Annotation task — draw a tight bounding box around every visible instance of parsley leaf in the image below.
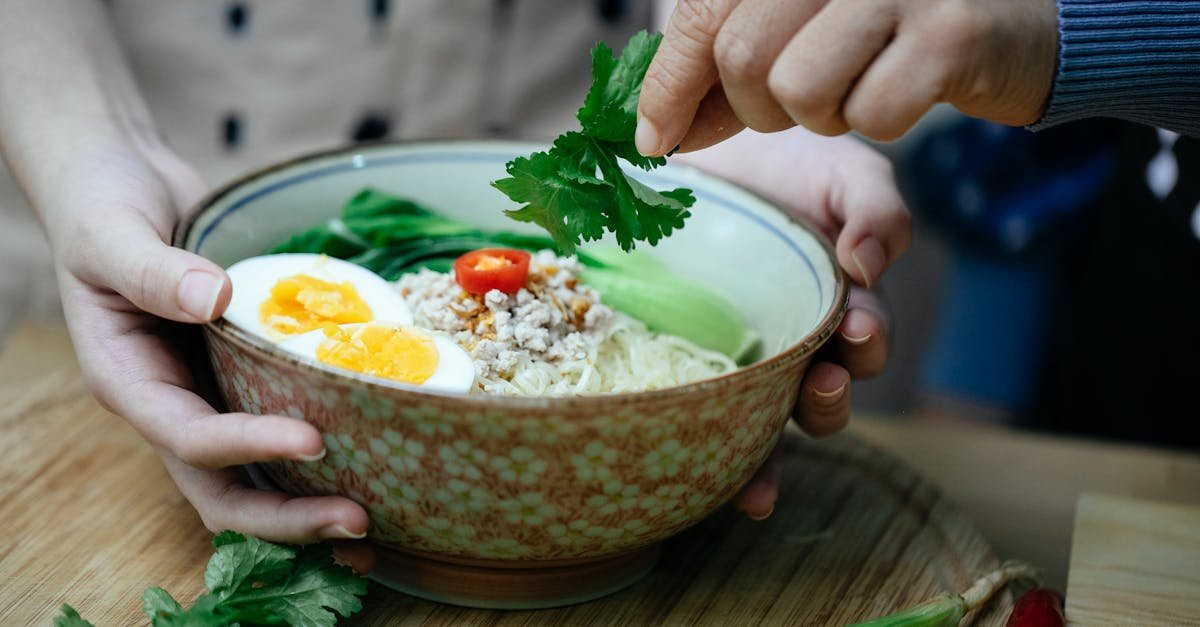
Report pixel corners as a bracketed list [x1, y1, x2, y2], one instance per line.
[493, 30, 695, 254]
[495, 150, 612, 247]
[214, 537, 366, 627]
[55, 532, 367, 627]
[54, 604, 94, 627]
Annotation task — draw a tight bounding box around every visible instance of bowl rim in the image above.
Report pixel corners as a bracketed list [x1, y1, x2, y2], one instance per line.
[174, 138, 849, 408]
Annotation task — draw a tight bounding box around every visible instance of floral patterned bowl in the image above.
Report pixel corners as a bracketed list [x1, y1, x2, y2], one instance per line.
[176, 140, 847, 608]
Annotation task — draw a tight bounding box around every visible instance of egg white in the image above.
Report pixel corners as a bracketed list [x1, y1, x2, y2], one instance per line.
[278, 323, 476, 394]
[223, 253, 413, 341]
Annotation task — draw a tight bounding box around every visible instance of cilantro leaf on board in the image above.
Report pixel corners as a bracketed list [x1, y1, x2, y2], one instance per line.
[53, 604, 95, 627]
[141, 588, 186, 623]
[56, 532, 367, 627]
[204, 529, 297, 603]
[213, 539, 366, 627]
[492, 30, 695, 254]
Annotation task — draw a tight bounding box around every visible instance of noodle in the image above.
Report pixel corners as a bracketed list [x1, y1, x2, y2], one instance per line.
[475, 312, 736, 396]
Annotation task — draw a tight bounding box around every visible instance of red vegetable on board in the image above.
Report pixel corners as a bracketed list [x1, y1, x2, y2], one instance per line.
[1006, 588, 1065, 627]
[453, 248, 531, 295]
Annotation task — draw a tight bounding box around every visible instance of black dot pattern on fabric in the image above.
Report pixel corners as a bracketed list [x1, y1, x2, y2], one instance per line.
[226, 2, 249, 35]
[352, 113, 392, 142]
[370, 0, 390, 23]
[222, 112, 242, 150]
[597, 0, 627, 23]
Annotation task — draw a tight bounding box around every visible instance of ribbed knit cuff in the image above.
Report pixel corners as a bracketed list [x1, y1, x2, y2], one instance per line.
[1030, 0, 1200, 136]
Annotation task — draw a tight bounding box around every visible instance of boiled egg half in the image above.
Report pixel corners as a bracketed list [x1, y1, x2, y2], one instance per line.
[223, 253, 413, 341]
[279, 322, 475, 393]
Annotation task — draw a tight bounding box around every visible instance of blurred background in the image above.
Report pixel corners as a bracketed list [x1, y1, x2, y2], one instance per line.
[2, 0, 1197, 451]
[0, 174, 58, 341]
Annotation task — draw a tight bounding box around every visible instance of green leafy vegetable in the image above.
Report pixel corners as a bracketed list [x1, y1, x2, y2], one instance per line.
[55, 532, 367, 627]
[270, 188, 758, 361]
[578, 251, 759, 362]
[492, 30, 695, 254]
[54, 604, 94, 627]
[269, 189, 568, 280]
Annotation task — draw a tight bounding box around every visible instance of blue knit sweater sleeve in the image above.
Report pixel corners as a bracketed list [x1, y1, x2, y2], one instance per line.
[1030, 0, 1200, 136]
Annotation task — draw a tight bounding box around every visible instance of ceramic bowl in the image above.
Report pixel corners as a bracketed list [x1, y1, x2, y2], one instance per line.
[176, 140, 847, 608]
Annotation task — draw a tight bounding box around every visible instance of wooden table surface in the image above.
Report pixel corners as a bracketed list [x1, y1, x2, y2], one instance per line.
[1066, 493, 1200, 625]
[2, 321, 1199, 625]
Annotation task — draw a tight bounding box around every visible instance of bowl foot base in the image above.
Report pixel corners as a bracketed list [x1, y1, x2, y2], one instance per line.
[370, 543, 661, 609]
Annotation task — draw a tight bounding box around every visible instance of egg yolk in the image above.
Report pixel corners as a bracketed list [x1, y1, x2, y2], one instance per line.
[316, 324, 438, 385]
[260, 274, 373, 337]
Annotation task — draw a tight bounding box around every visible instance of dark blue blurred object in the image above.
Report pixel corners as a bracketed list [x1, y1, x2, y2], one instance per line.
[903, 118, 1115, 256]
[902, 118, 1116, 414]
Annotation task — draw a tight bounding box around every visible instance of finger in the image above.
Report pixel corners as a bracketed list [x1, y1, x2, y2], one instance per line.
[72, 215, 231, 323]
[794, 361, 851, 437]
[161, 408, 328, 469]
[118, 373, 325, 468]
[163, 458, 370, 544]
[843, 32, 946, 141]
[61, 289, 326, 467]
[637, 0, 742, 156]
[828, 155, 911, 288]
[767, 1, 898, 136]
[676, 85, 746, 153]
[123, 381, 326, 468]
[832, 304, 890, 380]
[732, 442, 783, 520]
[713, 0, 827, 132]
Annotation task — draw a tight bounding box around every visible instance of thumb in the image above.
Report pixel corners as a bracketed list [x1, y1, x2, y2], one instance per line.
[830, 157, 912, 288]
[637, 0, 741, 157]
[75, 217, 231, 323]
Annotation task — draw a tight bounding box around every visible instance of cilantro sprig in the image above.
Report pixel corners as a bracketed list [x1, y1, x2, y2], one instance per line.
[55, 532, 367, 627]
[493, 30, 695, 254]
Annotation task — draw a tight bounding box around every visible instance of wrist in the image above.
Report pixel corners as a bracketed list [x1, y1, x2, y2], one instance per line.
[0, 0, 168, 232]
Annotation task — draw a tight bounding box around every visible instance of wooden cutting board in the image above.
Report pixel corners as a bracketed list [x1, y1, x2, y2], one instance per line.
[1066, 493, 1200, 625]
[0, 323, 1013, 625]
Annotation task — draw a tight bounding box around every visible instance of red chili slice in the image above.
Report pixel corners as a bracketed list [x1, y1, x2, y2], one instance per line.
[453, 248, 531, 295]
[1006, 589, 1065, 627]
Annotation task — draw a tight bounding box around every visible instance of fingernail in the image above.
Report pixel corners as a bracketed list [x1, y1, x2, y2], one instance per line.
[178, 270, 224, 320]
[812, 383, 847, 402]
[296, 448, 327, 462]
[635, 116, 662, 156]
[841, 332, 872, 345]
[850, 237, 886, 289]
[320, 524, 367, 540]
[748, 505, 775, 521]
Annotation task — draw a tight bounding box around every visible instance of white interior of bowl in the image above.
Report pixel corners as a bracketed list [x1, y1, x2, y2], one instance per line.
[184, 141, 839, 358]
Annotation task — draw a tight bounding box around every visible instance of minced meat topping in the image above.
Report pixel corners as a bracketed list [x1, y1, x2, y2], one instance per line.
[396, 251, 614, 383]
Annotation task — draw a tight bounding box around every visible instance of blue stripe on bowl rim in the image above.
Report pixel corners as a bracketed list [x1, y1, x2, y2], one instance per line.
[194, 150, 826, 318]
